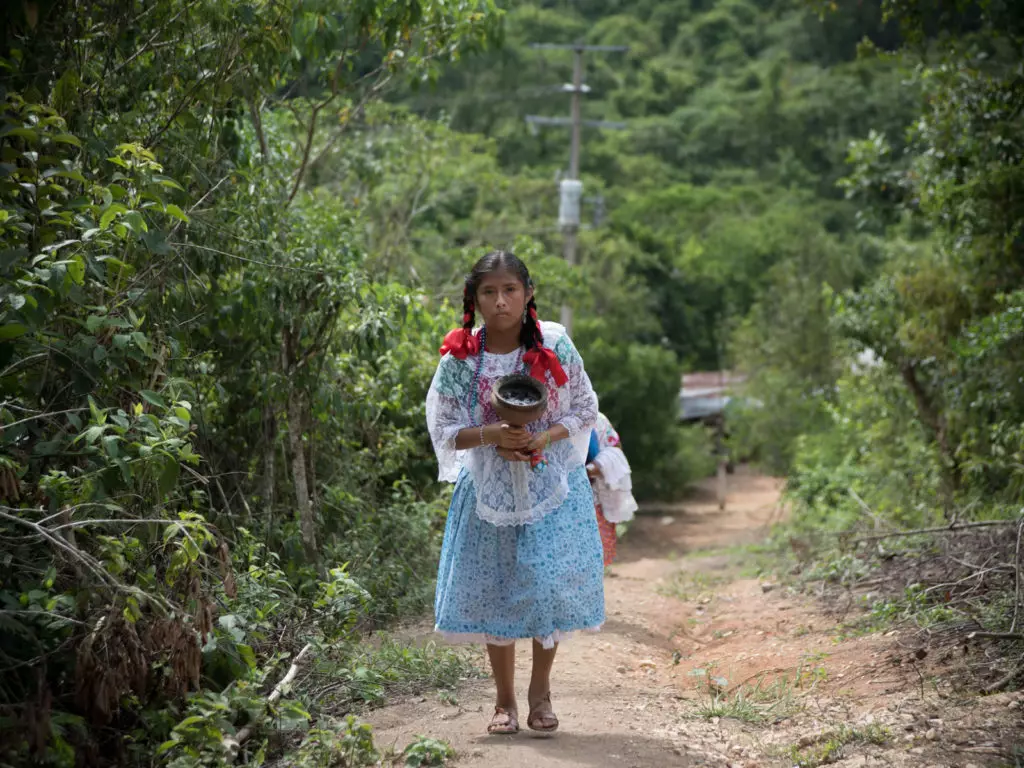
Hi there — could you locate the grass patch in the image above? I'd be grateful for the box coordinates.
[658,570,727,602]
[787,725,892,767]
[288,718,457,767]
[832,584,962,640]
[319,636,484,711]
[689,653,829,725]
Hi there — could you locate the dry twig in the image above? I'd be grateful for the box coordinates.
[225,644,314,758]
[853,519,1018,544]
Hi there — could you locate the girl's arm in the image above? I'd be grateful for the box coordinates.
[426,356,478,481]
[526,328,597,451]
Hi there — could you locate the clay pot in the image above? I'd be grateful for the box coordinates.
[491,374,548,427]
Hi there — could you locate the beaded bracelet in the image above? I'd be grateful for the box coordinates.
[479,425,486,447]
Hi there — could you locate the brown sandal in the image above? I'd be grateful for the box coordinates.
[487,706,519,735]
[527,692,559,733]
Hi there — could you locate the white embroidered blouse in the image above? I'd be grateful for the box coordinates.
[425,321,599,526]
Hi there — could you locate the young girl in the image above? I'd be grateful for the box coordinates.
[585,412,639,566]
[426,250,603,735]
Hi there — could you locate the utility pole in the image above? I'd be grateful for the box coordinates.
[526,42,627,336]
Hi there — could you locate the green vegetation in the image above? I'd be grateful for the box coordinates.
[2,0,1022,763]
[689,652,830,725]
[658,569,727,602]
[786,724,892,768]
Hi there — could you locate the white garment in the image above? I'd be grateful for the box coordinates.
[425,321,598,526]
[590,412,638,524]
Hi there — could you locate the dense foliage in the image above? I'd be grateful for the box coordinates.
[0,1,501,764]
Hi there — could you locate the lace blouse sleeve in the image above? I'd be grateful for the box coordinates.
[539,323,597,466]
[549,327,598,438]
[425,354,475,483]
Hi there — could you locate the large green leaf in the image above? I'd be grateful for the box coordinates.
[0,324,28,341]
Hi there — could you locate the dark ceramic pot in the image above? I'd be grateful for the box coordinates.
[491,374,548,426]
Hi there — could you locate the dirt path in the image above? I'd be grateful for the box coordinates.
[368,468,1022,767]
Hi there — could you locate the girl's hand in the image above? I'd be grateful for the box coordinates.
[485,423,531,450]
[496,447,532,462]
[586,463,602,481]
[526,430,551,453]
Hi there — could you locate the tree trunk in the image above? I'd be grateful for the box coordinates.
[304,407,318,511]
[261,404,276,520]
[287,390,317,563]
[899,360,961,516]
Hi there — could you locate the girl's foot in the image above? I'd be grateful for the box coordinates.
[527,692,559,733]
[487,706,519,735]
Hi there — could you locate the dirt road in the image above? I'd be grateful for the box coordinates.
[367,468,1022,767]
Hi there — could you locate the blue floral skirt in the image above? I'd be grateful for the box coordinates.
[434,466,605,648]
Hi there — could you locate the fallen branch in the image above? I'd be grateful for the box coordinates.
[225,643,313,758]
[853,519,1020,544]
[983,663,1023,694]
[967,631,1024,642]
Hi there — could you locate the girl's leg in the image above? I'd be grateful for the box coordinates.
[527,639,559,731]
[486,642,518,733]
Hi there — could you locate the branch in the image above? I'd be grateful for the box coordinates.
[0,407,88,431]
[898,360,960,497]
[307,70,394,171]
[0,352,48,379]
[286,101,328,205]
[983,663,1023,694]
[87,0,202,95]
[249,98,269,160]
[849,488,886,531]
[295,304,341,371]
[169,243,321,274]
[0,507,178,614]
[0,509,122,592]
[225,644,313,757]
[282,52,375,203]
[853,519,1020,544]
[967,632,1024,641]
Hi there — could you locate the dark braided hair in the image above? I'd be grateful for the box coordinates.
[462,250,544,351]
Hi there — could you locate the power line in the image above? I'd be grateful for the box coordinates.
[525,115,627,130]
[525,42,629,336]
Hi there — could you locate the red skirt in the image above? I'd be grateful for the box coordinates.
[595,504,617,566]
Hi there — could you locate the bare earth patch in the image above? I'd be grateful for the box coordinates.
[366,468,1023,767]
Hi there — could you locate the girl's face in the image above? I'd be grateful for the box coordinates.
[475,270,533,333]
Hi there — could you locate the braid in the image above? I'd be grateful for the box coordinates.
[520,296,543,350]
[461,284,475,331]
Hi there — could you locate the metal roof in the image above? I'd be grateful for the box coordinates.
[679,371,746,421]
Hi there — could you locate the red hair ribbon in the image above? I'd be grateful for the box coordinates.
[439,328,480,359]
[524,345,569,387]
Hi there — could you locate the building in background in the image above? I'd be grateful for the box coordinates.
[679,371,746,423]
